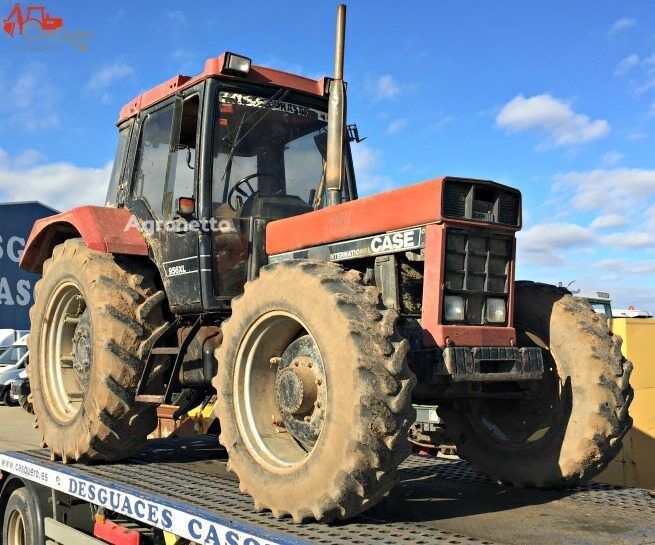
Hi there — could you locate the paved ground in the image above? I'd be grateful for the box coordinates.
[0,404,40,451]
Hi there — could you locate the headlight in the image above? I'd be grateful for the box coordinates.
[444,295,465,321]
[486,298,506,323]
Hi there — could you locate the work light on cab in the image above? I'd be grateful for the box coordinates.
[223,52,251,75]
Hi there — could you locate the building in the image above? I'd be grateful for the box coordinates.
[0,201,58,330]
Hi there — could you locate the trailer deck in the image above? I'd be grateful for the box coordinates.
[2,436,654,545]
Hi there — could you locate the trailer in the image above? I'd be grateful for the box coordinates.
[1,436,653,545]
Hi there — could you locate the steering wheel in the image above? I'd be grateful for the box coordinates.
[227,173,282,211]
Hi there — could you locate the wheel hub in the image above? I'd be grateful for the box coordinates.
[275,336,326,448]
[72,310,92,391]
[276,357,319,415]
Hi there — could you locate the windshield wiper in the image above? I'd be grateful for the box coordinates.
[219,88,291,195]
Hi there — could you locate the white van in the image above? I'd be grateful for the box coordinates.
[0,329,28,357]
[0,334,28,369]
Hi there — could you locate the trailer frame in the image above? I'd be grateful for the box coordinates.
[1,436,654,545]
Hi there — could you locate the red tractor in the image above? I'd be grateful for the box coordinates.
[20,6,631,523]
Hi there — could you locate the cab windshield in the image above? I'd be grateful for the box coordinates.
[212,89,345,214]
[209,88,353,297]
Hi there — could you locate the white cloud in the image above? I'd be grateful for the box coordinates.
[627,130,647,140]
[86,63,135,101]
[350,144,393,195]
[601,231,655,248]
[496,94,610,147]
[172,48,196,66]
[0,148,110,211]
[433,115,454,131]
[608,285,655,313]
[589,214,627,229]
[596,258,655,275]
[5,64,59,131]
[386,118,408,135]
[615,51,655,94]
[609,17,636,36]
[372,75,401,100]
[602,150,623,166]
[553,168,655,211]
[517,221,592,265]
[614,54,639,76]
[165,10,187,26]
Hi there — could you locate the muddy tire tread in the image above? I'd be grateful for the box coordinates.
[214,260,416,522]
[444,280,632,487]
[28,238,166,463]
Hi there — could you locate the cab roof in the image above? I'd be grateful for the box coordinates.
[118,52,328,124]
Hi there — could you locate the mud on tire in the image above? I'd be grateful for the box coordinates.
[214,260,416,522]
[441,281,633,487]
[28,238,166,463]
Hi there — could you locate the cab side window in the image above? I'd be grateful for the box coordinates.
[164,96,200,218]
[106,122,132,206]
[132,104,175,217]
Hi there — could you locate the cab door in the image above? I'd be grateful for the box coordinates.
[126,86,204,312]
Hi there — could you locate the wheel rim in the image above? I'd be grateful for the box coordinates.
[233,311,327,471]
[41,281,90,423]
[6,509,26,545]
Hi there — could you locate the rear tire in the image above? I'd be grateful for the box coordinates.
[2,488,36,545]
[441,281,633,487]
[214,260,416,522]
[29,238,166,463]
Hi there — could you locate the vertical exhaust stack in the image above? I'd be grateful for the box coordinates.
[325,4,347,206]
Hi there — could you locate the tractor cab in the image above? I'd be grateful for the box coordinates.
[105,53,356,310]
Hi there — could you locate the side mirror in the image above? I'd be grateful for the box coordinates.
[177,196,195,216]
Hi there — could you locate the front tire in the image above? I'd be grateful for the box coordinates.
[441,281,633,487]
[29,238,166,463]
[214,260,416,522]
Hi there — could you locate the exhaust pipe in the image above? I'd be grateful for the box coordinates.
[325,4,347,206]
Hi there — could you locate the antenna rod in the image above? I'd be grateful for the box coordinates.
[325,4,347,206]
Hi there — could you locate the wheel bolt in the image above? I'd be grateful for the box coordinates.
[304,416,311,422]
[314,401,321,408]
[316,379,322,386]
[269,357,282,366]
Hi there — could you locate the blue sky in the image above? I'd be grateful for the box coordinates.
[1,1,654,310]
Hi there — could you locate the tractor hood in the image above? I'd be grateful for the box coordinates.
[266,177,520,256]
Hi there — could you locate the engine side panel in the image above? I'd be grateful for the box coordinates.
[265,178,445,255]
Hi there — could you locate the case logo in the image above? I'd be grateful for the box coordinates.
[370,230,418,253]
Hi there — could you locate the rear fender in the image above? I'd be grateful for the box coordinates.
[19,206,149,274]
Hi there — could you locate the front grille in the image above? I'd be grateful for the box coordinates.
[444,229,512,325]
